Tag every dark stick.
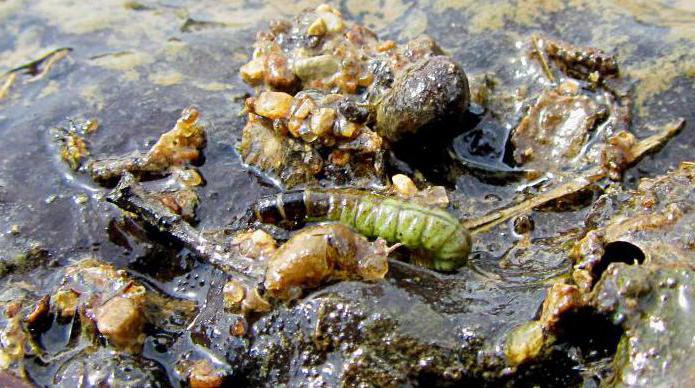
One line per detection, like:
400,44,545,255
106,174,264,283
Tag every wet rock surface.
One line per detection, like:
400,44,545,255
1,0,695,386
572,163,695,385
591,265,695,386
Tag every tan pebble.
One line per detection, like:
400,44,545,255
588,71,600,84
254,91,293,119
230,317,247,337
334,116,358,138
5,301,21,318
557,79,579,95
291,96,316,120
53,290,79,318
358,243,389,280
242,287,271,313
178,169,203,187
85,119,99,134
159,195,182,215
307,17,327,36
232,229,276,259
310,108,336,137
189,360,224,388
505,321,545,366
357,72,374,87
299,123,319,143
180,106,200,125
264,54,298,90
318,10,344,32
293,55,340,81
418,186,449,208
376,40,396,52
320,93,343,105
272,119,288,136
249,230,277,257
239,57,265,84
608,130,636,147
95,296,144,351
329,150,350,166
392,174,417,197
287,117,303,137
223,280,246,309
335,74,358,93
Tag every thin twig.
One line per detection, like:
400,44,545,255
107,174,264,284
465,119,685,234
531,35,555,83
0,73,17,100
2,47,72,78
30,48,71,81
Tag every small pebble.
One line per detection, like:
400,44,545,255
513,215,535,235
223,280,246,309
307,17,327,36
75,194,89,205
310,107,336,137
254,91,294,120
392,174,417,197
239,58,265,84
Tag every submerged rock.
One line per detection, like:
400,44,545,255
591,265,695,386
571,162,695,385
53,348,170,387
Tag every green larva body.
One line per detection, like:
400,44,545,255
253,189,472,271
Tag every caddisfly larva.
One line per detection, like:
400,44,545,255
252,188,472,271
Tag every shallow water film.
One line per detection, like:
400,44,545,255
1,0,694,386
